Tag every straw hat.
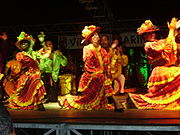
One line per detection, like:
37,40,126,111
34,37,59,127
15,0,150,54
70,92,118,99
81,25,100,44
137,20,159,35
15,31,36,51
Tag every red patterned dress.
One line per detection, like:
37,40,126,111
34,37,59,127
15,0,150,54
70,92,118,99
129,38,180,110
8,52,46,110
59,44,114,110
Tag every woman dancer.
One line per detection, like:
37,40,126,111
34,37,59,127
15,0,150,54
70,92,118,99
128,18,180,110
59,25,123,112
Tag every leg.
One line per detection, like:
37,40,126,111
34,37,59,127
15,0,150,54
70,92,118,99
119,74,125,93
111,95,124,112
126,93,137,109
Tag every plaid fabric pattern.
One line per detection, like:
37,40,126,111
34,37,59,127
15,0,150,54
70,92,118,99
129,38,180,110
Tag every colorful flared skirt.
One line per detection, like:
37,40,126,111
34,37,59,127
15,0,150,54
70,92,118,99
129,66,180,110
8,73,46,110
58,72,114,110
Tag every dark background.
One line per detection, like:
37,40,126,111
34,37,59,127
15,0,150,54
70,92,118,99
0,0,179,89
0,0,179,26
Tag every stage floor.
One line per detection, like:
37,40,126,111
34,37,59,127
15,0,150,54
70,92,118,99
8,102,180,125
8,102,180,135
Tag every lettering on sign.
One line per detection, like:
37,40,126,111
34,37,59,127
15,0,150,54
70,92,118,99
58,35,83,49
113,32,145,47
58,32,145,49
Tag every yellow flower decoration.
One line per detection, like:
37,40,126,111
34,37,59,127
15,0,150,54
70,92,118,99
82,25,96,38
137,20,159,35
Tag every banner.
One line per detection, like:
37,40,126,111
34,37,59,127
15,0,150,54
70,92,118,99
58,32,145,49
58,35,83,49
113,32,145,47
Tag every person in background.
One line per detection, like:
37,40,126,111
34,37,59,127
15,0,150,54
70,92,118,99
111,40,128,95
100,35,128,95
34,32,68,102
0,32,12,73
100,35,112,79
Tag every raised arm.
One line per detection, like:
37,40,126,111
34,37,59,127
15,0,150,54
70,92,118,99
167,17,177,39
167,17,177,51
38,32,47,50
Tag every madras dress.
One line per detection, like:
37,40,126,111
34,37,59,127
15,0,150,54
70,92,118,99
8,52,46,110
129,38,180,110
59,44,114,110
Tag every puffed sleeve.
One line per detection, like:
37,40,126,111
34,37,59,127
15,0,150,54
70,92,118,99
83,45,92,62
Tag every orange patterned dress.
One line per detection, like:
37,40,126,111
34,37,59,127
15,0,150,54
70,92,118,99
8,52,46,110
129,38,180,110
59,44,114,110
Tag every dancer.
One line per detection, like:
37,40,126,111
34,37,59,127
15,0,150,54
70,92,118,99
128,18,180,110
6,32,46,111
175,19,180,66
35,32,68,102
58,25,124,112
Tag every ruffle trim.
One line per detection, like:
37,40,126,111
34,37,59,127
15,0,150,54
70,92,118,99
62,85,112,110
148,67,180,87
129,87,180,110
139,86,180,104
9,80,46,108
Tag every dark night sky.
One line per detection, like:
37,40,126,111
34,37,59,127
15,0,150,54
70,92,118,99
0,0,179,26
0,1,89,26
108,0,180,26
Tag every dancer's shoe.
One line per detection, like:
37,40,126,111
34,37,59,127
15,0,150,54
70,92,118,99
114,108,124,112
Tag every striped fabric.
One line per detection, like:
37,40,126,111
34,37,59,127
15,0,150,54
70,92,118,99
129,38,180,110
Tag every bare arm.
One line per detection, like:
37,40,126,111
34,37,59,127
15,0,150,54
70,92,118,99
167,17,177,53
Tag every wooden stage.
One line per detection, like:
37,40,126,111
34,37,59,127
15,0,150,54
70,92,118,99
8,102,180,135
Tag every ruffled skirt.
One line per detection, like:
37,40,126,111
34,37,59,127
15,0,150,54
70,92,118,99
8,72,46,110
58,72,114,110
129,66,180,110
